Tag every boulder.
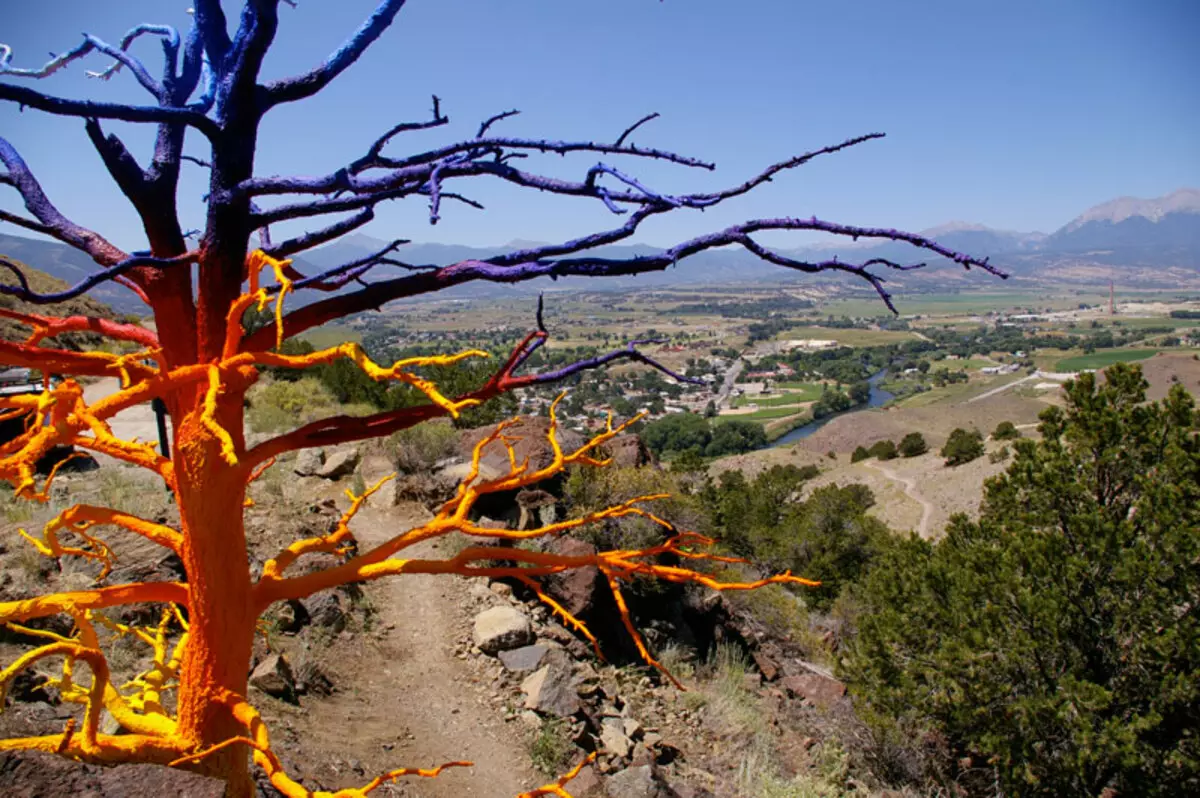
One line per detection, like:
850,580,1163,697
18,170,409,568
472,606,533,654
249,653,297,703
521,663,581,718
498,644,549,674
780,672,846,708
458,416,584,476
603,434,655,468
302,590,347,634
543,538,603,617
316,448,360,479
294,448,324,476
605,764,665,798
0,749,226,797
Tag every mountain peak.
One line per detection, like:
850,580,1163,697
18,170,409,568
920,220,994,237
1063,188,1200,233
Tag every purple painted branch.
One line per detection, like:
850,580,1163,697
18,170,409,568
0,209,56,238
252,216,1003,348
242,134,713,197
476,109,520,139
522,339,701,388
264,0,409,107
615,112,660,148
346,95,448,173
264,209,376,258
0,251,196,304
244,133,879,233
84,120,148,201
0,136,129,266
0,82,219,138
281,239,436,293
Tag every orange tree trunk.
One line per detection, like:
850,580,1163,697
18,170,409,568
171,389,257,796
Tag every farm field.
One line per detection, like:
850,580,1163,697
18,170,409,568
1056,348,1163,372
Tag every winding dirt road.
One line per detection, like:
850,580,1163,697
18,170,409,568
863,460,935,538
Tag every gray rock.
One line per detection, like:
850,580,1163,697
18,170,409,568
605,764,663,798
249,653,297,703
521,663,581,718
316,448,360,479
498,644,550,674
473,606,533,654
0,750,226,797
302,590,347,634
294,448,324,476
600,717,633,759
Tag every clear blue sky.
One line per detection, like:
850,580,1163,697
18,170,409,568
1,0,1197,253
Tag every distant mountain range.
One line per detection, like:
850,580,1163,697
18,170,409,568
3,188,1198,314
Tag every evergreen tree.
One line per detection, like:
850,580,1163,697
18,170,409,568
842,364,1200,796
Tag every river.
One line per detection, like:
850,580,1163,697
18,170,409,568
770,370,893,447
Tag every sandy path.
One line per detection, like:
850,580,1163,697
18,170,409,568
864,460,935,538
82,378,161,447
293,503,536,797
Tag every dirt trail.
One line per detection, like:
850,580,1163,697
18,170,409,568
294,502,536,797
863,460,935,538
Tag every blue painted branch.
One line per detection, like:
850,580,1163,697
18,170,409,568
264,0,409,107
0,252,197,304
0,82,219,139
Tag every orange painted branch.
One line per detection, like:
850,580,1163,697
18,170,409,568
0,582,187,624
518,752,598,798
0,338,144,378
0,307,159,348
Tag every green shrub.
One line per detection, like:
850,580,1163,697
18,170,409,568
898,432,927,457
850,445,870,463
991,420,1020,440
867,440,897,461
940,427,984,466
387,418,458,473
842,364,1200,796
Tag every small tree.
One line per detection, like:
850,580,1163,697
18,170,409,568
898,432,927,457
842,364,1200,796
991,420,1020,440
867,439,897,460
0,3,996,795
851,445,871,463
940,427,984,466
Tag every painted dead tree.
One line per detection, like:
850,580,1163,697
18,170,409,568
0,2,1002,796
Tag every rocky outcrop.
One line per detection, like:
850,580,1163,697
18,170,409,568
294,448,324,476
0,750,227,797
